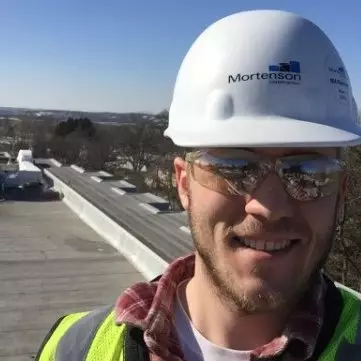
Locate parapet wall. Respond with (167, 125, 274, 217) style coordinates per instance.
(44, 166, 175, 280)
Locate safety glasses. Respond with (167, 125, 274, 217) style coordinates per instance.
(185, 149, 346, 201)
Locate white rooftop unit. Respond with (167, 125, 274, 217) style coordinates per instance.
(5, 149, 43, 187)
(17, 149, 33, 163)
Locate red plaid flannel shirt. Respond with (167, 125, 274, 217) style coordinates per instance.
(115, 253, 326, 361)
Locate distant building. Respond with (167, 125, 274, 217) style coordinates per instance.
(0, 149, 43, 189)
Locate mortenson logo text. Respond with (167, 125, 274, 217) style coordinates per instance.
(228, 61, 301, 85)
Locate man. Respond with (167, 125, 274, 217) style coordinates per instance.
(36, 9, 361, 361)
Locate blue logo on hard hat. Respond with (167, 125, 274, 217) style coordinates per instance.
(269, 61, 301, 73)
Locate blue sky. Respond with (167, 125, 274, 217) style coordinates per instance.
(0, 0, 359, 113)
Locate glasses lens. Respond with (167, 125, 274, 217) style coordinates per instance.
(189, 151, 264, 195)
(277, 156, 345, 201)
(188, 151, 345, 201)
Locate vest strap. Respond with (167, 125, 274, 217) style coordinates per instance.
(124, 326, 149, 361)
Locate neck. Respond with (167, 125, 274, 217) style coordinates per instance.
(182, 258, 291, 351)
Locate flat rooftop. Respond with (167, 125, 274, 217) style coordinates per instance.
(0, 199, 145, 360)
(48, 166, 193, 262)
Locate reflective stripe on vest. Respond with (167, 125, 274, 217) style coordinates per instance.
(56, 304, 114, 361)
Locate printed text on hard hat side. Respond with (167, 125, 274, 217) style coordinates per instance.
(228, 60, 302, 86)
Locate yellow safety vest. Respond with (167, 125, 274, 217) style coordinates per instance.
(35, 285, 361, 361)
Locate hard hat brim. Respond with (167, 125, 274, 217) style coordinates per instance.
(164, 116, 361, 148)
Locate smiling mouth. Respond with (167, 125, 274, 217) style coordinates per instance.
(231, 237, 300, 253)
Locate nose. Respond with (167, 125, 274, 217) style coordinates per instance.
(244, 173, 296, 222)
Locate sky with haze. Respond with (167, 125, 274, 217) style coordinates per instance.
(0, 0, 359, 113)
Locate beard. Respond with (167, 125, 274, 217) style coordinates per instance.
(187, 196, 338, 315)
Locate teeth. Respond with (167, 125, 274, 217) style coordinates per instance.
(282, 240, 289, 249)
(243, 238, 291, 251)
(274, 242, 282, 250)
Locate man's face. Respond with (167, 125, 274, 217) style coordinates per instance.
(175, 147, 347, 314)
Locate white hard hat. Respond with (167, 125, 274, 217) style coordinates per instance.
(165, 10, 361, 148)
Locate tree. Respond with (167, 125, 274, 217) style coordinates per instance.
(49, 136, 82, 165)
(47, 117, 99, 165)
(325, 146, 361, 291)
(118, 123, 161, 172)
(54, 117, 95, 138)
